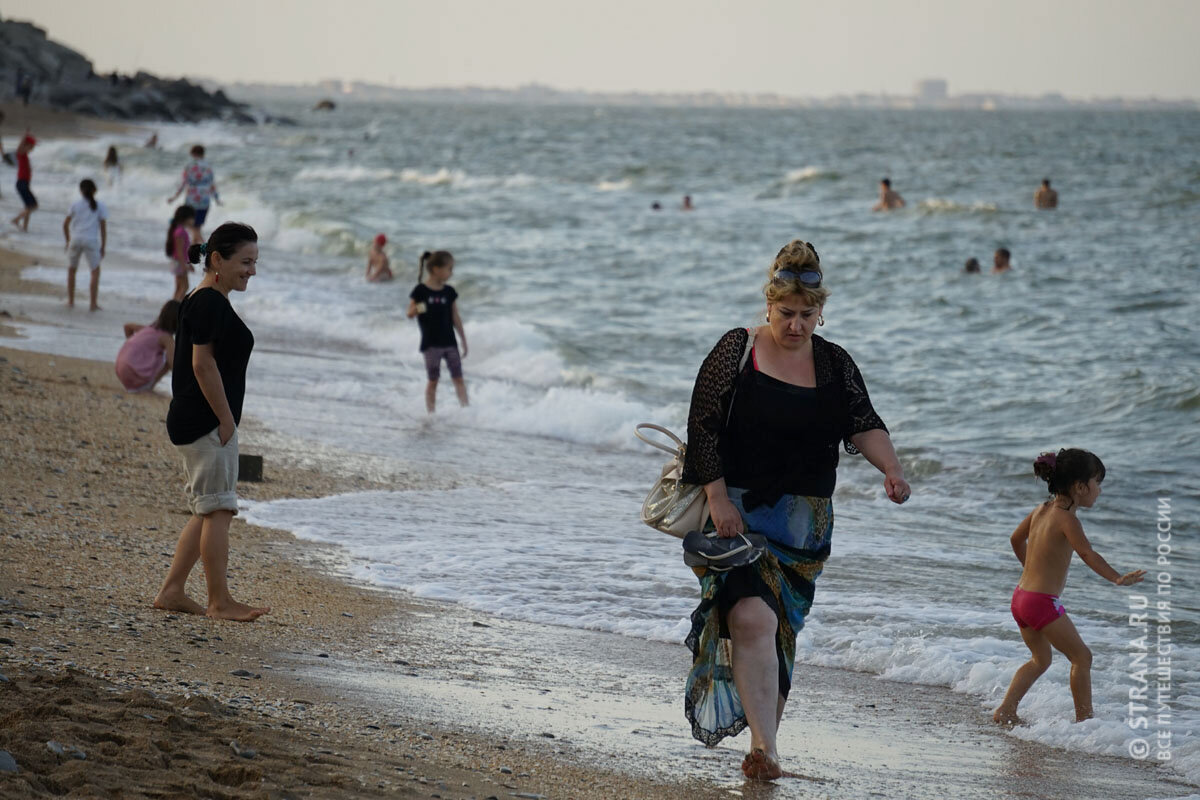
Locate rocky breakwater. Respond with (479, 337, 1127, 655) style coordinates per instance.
(1, 17, 282, 124)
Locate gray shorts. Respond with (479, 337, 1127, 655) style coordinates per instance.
(422, 345, 463, 381)
(176, 426, 239, 516)
(67, 239, 102, 271)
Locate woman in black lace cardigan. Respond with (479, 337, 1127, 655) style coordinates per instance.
(680, 239, 910, 780)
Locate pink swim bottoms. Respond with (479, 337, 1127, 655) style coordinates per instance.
(1010, 586, 1065, 631)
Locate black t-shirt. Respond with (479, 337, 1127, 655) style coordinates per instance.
(681, 329, 888, 503)
(166, 287, 254, 445)
(409, 283, 458, 351)
(722, 369, 843, 503)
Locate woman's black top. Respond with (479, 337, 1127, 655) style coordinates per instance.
(166, 287, 254, 446)
(681, 328, 886, 507)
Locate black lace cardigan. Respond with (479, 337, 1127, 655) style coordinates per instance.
(680, 328, 888, 489)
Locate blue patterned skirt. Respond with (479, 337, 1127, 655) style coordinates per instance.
(684, 491, 832, 746)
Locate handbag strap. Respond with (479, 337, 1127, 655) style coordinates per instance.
(739, 327, 756, 372)
(635, 329, 756, 458)
(724, 327, 756, 428)
(634, 423, 686, 456)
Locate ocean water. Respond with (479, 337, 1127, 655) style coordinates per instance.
(4, 104, 1197, 785)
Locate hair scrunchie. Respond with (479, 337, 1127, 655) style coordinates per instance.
(198, 243, 207, 257)
(1035, 452, 1057, 470)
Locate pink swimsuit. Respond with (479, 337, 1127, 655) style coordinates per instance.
(1010, 586, 1065, 630)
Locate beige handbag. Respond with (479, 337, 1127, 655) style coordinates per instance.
(635, 423, 708, 538)
(636, 329, 755, 538)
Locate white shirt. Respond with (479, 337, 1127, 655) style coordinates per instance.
(67, 198, 108, 243)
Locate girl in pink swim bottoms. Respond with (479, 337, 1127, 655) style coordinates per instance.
(993, 449, 1145, 726)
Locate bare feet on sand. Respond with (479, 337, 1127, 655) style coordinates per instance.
(992, 707, 1022, 727)
(741, 748, 783, 781)
(206, 600, 270, 622)
(153, 591, 206, 616)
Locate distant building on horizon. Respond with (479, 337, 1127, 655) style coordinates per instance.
(915, 79, 948, 106)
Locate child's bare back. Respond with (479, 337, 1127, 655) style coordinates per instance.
(1016, 502, 1090, 596)
(993, 449, 1145, 726)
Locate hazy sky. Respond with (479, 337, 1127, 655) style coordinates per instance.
(6, 0, 1199, 98)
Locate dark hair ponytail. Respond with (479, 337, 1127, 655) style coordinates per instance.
(79, 179, 97, 212)
(165, 204, 196, 257)
(152, 299, 181, 335)
(189, 222, 258, 269)
(1034, 448, 1106, 497)
(419, 249, 453, 281)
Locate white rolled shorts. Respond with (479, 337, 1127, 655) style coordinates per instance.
(176, 426, 239, 516)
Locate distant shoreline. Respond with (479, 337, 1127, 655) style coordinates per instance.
(219, 80, 1200, 112)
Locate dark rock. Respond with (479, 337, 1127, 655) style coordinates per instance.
(0, 750, 17, 773)
(229, 740, 257, 759)
(46, 740, 87, 760)
(0, 19, 258, 123)
(237, 453, 264, 482)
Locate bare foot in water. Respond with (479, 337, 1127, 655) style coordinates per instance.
(992, 706, 1022, 727)
(153, 591, 206, 615)
(741, 748, 783, 781)
(207, 600, 270, 622)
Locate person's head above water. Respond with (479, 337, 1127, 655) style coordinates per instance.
(190, 144, 205, 159)
(1042, 179, 1051, 188)
(964, 258, 981, 273)
(881, 178, 891, 188)
(374, 233, 387, 248)
(994, 248, 1011, 267)
(1033, 448, 1105, 499)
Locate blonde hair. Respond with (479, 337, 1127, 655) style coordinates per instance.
(764, 239, 830, 307)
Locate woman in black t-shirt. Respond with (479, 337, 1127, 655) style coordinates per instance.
(153, 222, 270, 623)
(679, 240, 910, 781)
(406, 249, 469, 413)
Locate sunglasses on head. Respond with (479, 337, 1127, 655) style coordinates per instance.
(774, 269, 822, 288)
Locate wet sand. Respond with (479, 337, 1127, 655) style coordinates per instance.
(2, 198, 1197, 797)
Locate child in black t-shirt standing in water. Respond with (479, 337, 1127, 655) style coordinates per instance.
(407, 250, 468, 413)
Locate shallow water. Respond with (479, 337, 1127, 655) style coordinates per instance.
(5, 103, 1198, 784)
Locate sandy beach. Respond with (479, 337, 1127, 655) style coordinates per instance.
(0, 259, 729, 797)
(2, 112, 1197, 799)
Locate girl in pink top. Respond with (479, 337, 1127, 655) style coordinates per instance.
(115, 300, 180, 392)
(166, 205, 196, 301)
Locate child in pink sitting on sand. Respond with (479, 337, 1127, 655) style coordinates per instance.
(115, 300, 180, 392)
(992, 448, 1145, 726)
